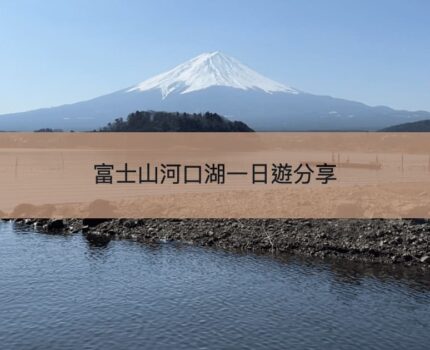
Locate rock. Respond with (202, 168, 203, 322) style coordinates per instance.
(82, 218, 109, 227)
(402, 254, 413, 262)
(34, 219, 48, 227)
(420, 255, 430, 264)
(41, 219, 65, 232)
(85, 231, 111, 245)
(47, 219, 65, 230)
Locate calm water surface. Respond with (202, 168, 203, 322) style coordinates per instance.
(1, 221, 430, 350)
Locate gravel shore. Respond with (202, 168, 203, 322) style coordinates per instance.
(7, 218, 430, 268)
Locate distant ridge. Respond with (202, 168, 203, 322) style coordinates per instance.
(380, 119, 430, 132)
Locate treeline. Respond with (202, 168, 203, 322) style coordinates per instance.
(380, 119, 430, 132)
(34, 128, 65, 132)
(99, 111, 254, 132)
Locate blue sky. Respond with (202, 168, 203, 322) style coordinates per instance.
(0, 0, 429, 114)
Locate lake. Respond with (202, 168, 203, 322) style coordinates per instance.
(1, 221, 429, 349)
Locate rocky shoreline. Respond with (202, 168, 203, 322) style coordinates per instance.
(4, 218, 430, 268)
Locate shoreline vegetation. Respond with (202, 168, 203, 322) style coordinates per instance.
(4, 218, 430, 269)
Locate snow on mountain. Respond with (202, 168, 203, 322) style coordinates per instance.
(1, 51, 429, 131)
(127, 51, 299, 98)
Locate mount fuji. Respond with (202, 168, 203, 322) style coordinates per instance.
(0, 51, 428, 131)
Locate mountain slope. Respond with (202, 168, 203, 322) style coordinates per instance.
(0, 51, 428, 131)
(380, 119, 430, 132)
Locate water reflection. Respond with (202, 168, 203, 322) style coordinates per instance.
(84, 240, 111, 263)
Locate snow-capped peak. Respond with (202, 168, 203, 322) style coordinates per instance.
(127, 51, 299, 98)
